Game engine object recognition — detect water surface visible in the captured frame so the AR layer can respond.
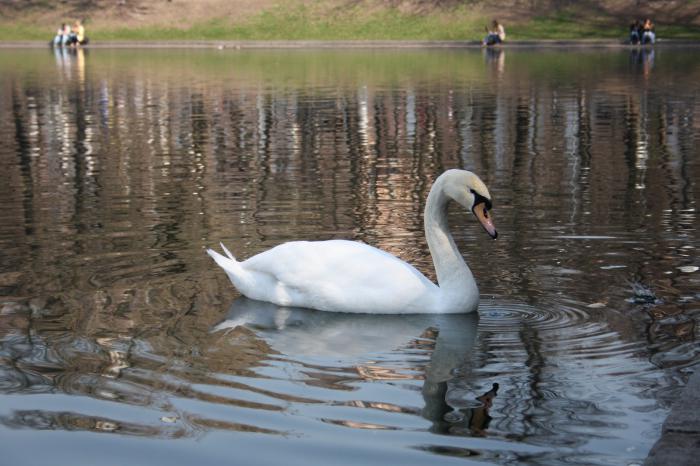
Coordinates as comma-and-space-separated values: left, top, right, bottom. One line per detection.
1, 47, 699, 465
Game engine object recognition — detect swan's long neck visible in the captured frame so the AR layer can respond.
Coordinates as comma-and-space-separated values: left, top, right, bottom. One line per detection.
424, 176, 476, 296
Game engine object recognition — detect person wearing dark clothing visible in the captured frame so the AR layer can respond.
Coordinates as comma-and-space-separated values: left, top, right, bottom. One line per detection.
629, 19, 642, 45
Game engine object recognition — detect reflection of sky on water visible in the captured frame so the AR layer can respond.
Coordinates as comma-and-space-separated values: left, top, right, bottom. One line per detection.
0, 48, 699, 465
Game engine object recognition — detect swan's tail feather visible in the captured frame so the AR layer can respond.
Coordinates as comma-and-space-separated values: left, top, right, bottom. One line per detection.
207, 245, 252, 294
220, 242, 235, 260
207, 247, 230, 267
207, 244, 244, 278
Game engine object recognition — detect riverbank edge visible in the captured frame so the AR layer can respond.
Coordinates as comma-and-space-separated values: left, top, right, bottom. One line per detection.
644, 369, 700, 466
2, 39, 700, 49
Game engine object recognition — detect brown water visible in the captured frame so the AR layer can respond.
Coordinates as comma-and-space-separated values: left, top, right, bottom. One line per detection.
0, 47, 698, 465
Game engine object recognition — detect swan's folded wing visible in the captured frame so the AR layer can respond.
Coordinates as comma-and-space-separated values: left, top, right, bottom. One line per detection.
242, 240, 437, 311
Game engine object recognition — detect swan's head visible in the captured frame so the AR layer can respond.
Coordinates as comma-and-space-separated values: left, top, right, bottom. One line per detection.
443, 169, 498, 239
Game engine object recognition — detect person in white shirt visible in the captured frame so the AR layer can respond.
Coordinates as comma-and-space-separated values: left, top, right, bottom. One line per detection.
483, 20, 506, 46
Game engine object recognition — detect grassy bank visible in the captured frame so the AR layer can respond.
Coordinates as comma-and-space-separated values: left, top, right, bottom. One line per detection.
1, 2, 700, 42
96, 6, 488, 41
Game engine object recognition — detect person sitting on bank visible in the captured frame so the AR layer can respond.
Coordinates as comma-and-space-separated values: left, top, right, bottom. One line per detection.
52, 23, 65, 46
642, 18, 655, 44
629, 19, 642, 45
67, 20, 89, 46
483, 20, 506, 46
52, 23, 71, 47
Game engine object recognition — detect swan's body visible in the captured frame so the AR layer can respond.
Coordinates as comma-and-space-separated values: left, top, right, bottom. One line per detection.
208, 169, 497, 314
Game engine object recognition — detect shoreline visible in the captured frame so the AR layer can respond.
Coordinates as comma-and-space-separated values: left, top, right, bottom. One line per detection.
2, 39, 700, 49
644, 370, 700, 466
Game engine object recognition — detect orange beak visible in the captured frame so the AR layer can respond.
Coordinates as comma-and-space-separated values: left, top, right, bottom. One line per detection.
473, 202, 498, 239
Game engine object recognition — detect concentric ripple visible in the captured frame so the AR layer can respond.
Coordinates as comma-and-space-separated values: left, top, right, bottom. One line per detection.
475, 299, 652, 376
478, 301, 591, 332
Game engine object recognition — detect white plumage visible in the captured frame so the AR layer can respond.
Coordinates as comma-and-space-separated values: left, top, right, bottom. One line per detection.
208, 169, 497, 314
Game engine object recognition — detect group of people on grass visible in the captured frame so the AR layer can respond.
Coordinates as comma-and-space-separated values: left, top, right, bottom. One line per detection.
48, 17, 655, 48
52, 20, 88, 47
629, 18, 655, 45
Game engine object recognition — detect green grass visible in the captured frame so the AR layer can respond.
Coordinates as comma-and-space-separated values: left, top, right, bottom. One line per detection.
510, 14, 620, 40
91, 6, 488, 41
0, 23, 53, 41
1, 5, 699, 42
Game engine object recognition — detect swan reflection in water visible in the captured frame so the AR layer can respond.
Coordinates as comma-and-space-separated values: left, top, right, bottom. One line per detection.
214, 297, 499, 436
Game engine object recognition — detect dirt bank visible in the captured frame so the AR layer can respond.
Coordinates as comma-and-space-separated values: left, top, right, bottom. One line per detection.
2, 0, 699, 29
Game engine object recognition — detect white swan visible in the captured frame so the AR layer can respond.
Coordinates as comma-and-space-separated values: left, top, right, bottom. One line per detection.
207, 169, 497, 314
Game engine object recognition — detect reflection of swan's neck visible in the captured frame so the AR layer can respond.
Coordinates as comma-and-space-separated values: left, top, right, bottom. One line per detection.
425, 177, 475, 296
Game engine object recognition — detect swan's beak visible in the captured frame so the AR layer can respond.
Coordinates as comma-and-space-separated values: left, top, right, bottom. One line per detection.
473, 203, 498, 239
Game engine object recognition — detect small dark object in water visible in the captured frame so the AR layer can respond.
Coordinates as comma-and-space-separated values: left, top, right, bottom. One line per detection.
629, 282, 660, 304
477, 383, 499, 404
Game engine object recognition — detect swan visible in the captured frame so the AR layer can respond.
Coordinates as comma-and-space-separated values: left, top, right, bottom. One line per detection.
207, 169, 497, 314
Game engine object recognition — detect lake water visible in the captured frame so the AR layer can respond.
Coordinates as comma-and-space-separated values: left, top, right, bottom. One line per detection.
0, 47, 698, 465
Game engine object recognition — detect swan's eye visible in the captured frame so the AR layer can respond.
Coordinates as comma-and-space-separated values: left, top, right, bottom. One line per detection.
470, 189, 493, 211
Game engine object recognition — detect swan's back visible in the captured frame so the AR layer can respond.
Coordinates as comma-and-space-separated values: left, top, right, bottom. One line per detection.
238, 240, 438, 313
